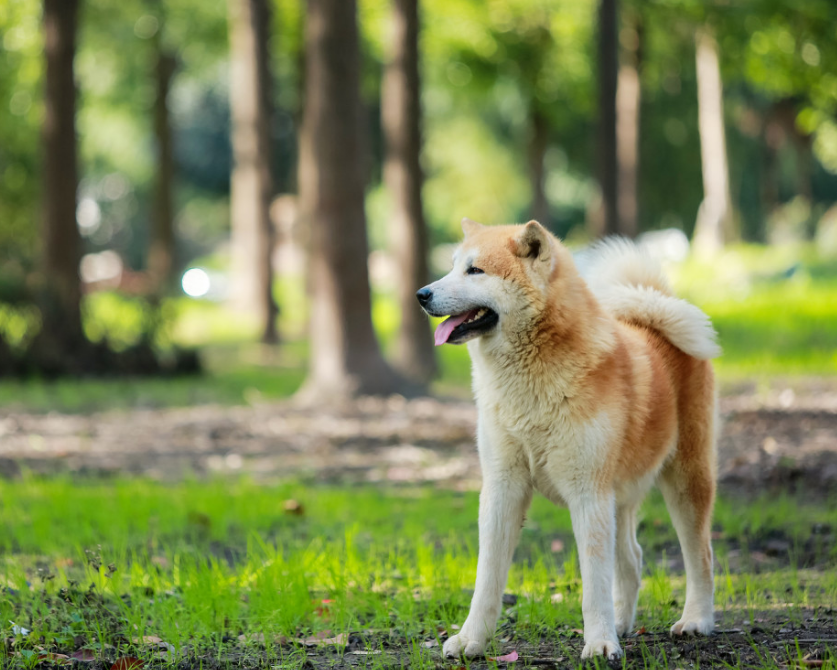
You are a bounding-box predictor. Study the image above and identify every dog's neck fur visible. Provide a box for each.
[470,253,618,403]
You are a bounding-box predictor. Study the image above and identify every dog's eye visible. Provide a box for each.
[466,266,484,276]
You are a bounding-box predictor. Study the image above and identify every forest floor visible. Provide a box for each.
[2,378,837,497]
[1,380,836,669]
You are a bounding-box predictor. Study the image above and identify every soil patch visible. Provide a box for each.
[1,387,837,495]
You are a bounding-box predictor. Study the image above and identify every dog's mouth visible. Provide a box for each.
[434,307,498,346]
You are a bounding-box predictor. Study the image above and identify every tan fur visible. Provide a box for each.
[423,221,718,661]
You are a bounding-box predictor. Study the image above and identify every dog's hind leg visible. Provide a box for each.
[443,469,532,658]
[613,502,642,636]
[658,417,716,636]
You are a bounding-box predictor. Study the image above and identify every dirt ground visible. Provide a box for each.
[1,381,837,496]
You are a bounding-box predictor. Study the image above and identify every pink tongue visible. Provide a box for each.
[434,311,476,346]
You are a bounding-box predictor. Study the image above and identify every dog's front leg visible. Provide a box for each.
[570,494,622,660]
[443,472,531,658]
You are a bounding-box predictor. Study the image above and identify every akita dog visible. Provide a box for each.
[416,219,719,661]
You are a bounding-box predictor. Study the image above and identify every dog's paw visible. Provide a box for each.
[581,638,622,661]
[670,615,714,636]
[443,631,487,659]
[614,617,633,637]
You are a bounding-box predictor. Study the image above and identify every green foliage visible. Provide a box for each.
[0,0,42,264]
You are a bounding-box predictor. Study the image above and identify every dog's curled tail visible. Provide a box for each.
[581,238,721,360]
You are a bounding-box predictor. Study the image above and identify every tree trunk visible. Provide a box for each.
[297,0,404,399]
[382,0,436,385]
[148,40,177,293]
[616,11,642,238]
[693,27,734,257]
[228,0,279,343]
[527,109,550,227]
[41,0,83,342]
[597,0,619,237]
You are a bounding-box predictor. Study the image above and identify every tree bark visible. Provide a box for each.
[297,0,404,399]
[597,0,619,237]
[693,27,734,257]
[228,0,279,343]
[527,109,550,227]
[42,0,83,341]
[382,0,436,385]
[616,11,642,238]
[148,39,177,293]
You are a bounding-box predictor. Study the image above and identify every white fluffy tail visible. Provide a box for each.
[579,238,721,360]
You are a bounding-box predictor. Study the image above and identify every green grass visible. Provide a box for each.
[1,478,836,668]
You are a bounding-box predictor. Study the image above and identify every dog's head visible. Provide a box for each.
[417,219,564,346]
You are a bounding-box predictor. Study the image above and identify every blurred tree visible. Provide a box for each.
[41,0,84,342]
[147,1,177,292]
[228,0,279,343]
[615,5,642,238]
[692,26,734,256]
[597,0,619,236]
[298,0,404,398]
[382,0,436,385]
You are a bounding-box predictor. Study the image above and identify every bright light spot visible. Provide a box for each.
[76,197,101,234]
[802,43,820,67]
[182,268,210,298]
[134,14,159,39]
[80,250,122,284]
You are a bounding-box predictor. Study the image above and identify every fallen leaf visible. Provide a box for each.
[488,650,519,663]
[37,653,71,665]
[111,657,144,670]
[451,624,461,631]
[70,650,96,662]
[131,635,162,644]
[550,593,564,604]
[301,632,347,647]
[283,499,304,516]
[423,640,438,648]
[635,626,647,635]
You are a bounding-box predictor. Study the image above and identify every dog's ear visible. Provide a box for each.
[514,220,551,262]
[461,217,485,237]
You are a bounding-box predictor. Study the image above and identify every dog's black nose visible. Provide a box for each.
[416,287,433,306]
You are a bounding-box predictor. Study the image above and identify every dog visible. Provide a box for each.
[416,219,719,660]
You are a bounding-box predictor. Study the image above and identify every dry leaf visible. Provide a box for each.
[131,636,162,645]
[423,640,438,648]
[111,657,144,670]
[283,499,304,516]
[301,631,347,647]
[37,653,71,665]
[70,650,96,662]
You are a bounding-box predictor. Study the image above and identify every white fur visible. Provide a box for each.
[581,238,721,360]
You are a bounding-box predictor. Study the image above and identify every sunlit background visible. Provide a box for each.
[0,0,836,402]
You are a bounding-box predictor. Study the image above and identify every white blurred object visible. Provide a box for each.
[76,197,101,235]
[181,268,211,298]
[636,228,690,263]
[80,250,122,285]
